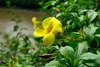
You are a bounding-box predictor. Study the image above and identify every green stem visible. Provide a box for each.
[60,33,74,41]
[60,33,85,42]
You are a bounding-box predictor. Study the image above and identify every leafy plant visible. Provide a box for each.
[32,0,100,67]
[0,0,100,67]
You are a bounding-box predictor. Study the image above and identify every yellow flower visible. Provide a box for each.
[32,17,40,29]
[33,17,62,46]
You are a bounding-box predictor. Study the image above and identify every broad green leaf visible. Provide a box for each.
[95,34,100,44]
[83,24,97,44]
[58,59,68,66]
[75,41,88,57]
[79,52,98,60]
[73,59,80,67]
[95,58,100,65]
[95,27,100,34]
[16,63,22,67]
[51,1,56,6]
[44,60,66,67]
[59,46,74,58]
[95,50,100,64]
[94,28,100,44]
[87,10,98,23]
[70,32,80,39]
[68,41,78,48]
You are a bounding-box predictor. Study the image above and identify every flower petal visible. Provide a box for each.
[32,17,40,29]
[33,27,48,38]
[42,17,57,29]
[43,33,55,46]
[51,20,62,34]
[32,17,37,29]
[42,17,52,29]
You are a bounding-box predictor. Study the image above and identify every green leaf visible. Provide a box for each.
[11,18,15,21]
[22,64,33,67]
[87,10,98,23]
[44,60,59,67]
[95,58,100,65]
[95,34,100,37]
[79,52,98,60]
[13,25,19,31]
[15,15,20,18]
[44,60,66,67]
[70,32,80,39]
[56,12,63,18]
[78,15,86,26]
[59,46,74,58]
[68,41,78,48]
[73,59,80,67]
[79,64,87,67]
[75,41,88,57]
[95,27,100,34]
[95,34,100,44]
[24,36,29,42]
[83,24,97,44]
[94,28,100,44]
[16,63,22,67]
[7,11,14,15]
[96,50,100,55]
[51,1,56,6]
[17,20,22,23]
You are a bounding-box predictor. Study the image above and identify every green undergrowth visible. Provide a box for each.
[0,0,100,67]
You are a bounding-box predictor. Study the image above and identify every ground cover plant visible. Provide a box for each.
[0,0,100,67]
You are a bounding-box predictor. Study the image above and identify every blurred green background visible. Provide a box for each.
[0,0,43,10]
[0,0,100,10]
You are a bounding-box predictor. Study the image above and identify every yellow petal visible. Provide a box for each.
[42,17,57,29]
[43,33,55,46]
[42,17,52,29]
[32,17,37,29]
[51,20,62,34]
[33,27,48,38]
[32,17,36,23]
[32,17,40,29]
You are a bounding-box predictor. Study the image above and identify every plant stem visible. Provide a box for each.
[60,33,74,41]
[82,62,91,67]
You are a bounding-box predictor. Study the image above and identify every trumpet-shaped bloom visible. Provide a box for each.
[33,17,62,46]
[32,17,40,29]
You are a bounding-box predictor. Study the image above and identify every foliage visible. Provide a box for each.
[0,0,100,67]
[0,2,36,67]
[33,0,100,67]
[0,0,41,9]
